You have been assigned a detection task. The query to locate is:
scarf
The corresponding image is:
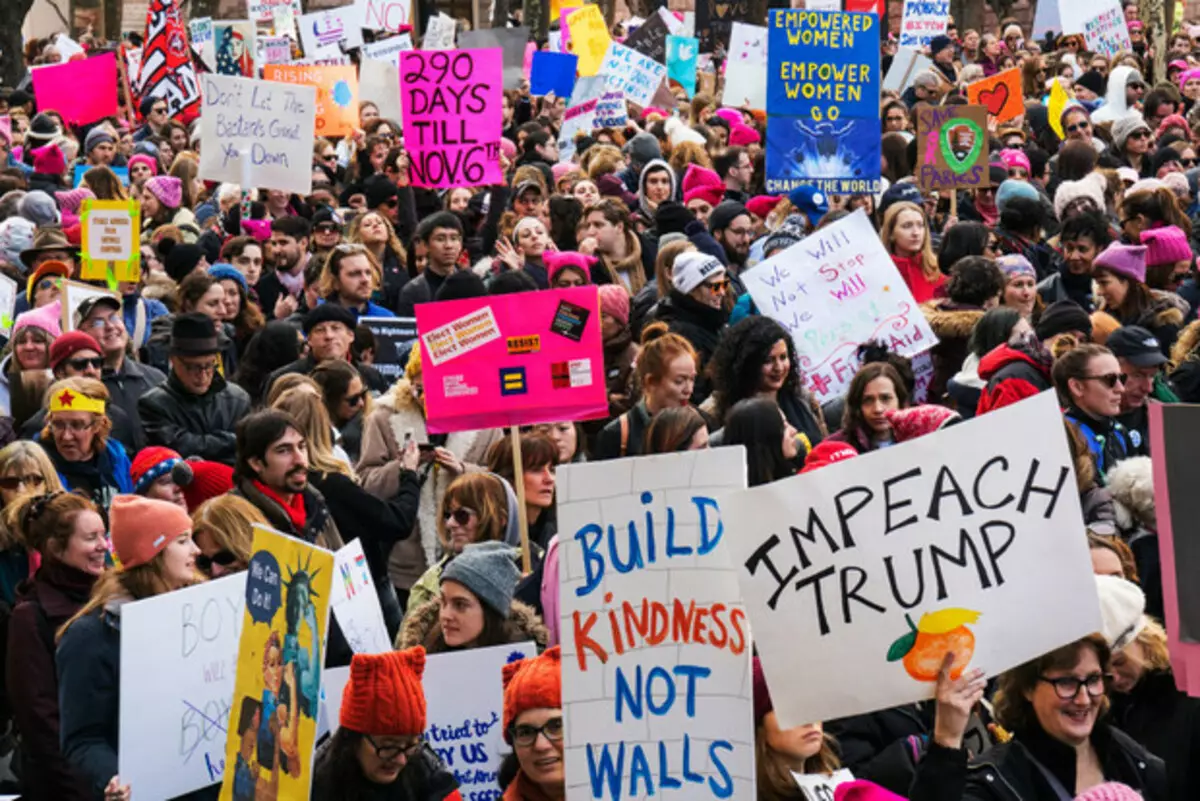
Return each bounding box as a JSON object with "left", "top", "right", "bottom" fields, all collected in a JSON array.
[{"left": 253, "top": 479, "right": 307, "bottom": 532}]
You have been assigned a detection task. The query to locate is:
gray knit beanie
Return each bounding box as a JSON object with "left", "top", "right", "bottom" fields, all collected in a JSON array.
[
  {"left": 1112, "top": 113, "right": 1151, "bottom": 149},
  {"left": 441, "top": 541, "right": 522, "bottom": 617},
  {"left": 18, "top": 191, "right": 59, "bottom": 227}
]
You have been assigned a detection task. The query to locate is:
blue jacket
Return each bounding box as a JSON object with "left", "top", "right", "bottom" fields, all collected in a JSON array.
[
  {"left": 39, "top": 437, "right": 134, "bottom": 511},
  {"left": 122, "top": 295, "right": 171, "bottom": 348},
  {"left": 317, "top": 297, "right": 396, "bottom": 322}
]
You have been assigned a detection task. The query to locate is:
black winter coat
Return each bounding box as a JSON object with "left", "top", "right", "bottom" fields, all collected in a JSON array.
[
  {"left": 651, "top": 290, "right": 727, "bottom": 405},
  {"left": 593, "top": 399, "right": 653, "bottom": 461},
  {"left": 825, "top": 703, "right": 933, "bottom": 795},
  {"left": 311, "top": 741, "right": 460, "bottom": 801},
  {"left": 56, "top": 607, "right": 121, "bottom": 800},
  {"left": 267, "top": 354, "right": 389, "bottom": 395},
  {"left": 1110, "top": 670, "right": 1200, "bottom": 801},
  {"left": 139, "top": 371, "right": 252, "bottom": 464}
]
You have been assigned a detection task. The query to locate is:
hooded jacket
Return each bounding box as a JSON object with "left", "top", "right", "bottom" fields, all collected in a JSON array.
[
  {"left": 637, "top": 158, "right": 677, "bottom": 222},
  {"left": 976, "top": 340, "right": 1054, "bottom": 416},
  {"left": 311, "top": 741, "right": 462, "bottom": 801},
  {"left": 1091, "top": 65, "right": 1141, "bottom": 124}
]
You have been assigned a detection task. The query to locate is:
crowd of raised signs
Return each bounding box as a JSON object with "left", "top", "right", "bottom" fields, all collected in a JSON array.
[{"left": 0, "top": 0, "right": 1198, "bottom": 800}]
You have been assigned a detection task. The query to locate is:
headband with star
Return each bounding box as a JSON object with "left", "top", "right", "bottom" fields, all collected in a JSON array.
[{"left": 49, "top": 388, "right": 105, "bottom": 415}]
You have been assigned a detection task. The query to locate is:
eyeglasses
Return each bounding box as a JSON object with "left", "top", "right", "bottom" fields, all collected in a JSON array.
[
  {"left": 84, "top": 314, "right": 123, "bottom": 331},
  {"left": 380, "top": 198, "right": 399, "bottom": 208},
  {"left": 66, "top": 356, "right": 104, "bottom": 372},
  {"left": 511, "top": 717, "right": 564, "bottom": 747},
  {"left": 50, "top": 419, "right": 95, "bottom": 434},
  {"left": 444, "top": 507, "right": 476, "bottom": 526},
  {"left": 0, "top": 474, "right": 45, "bottom": 491},
  {"left": 345, "top": 389, "right": 368, "bottom": 407},
  {"left": 151, "top": 106, "right": 168, "bottom": 115},
  {"left": 196, "top": 550, "right": 238, "bottom": 574},
  {"left": 178, "top": 360, "right": 218, "bottom": 376},
  {"left": 314, "top": 223, "right": 340, "bottom": 234},
  {"left": 1081, "top": 373, "right": 1127, "bottom": 388},
  {"left": 1039, "top": 673, "right": 1107, "bottom": 700},
  {"left": 365, "top": 734, "right": 423, "bottom": 761}
]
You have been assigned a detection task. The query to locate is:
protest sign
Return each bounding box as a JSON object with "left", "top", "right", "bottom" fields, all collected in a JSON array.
[
  {"left": 248, "top": 0, "right": 301, "bottom": 24},
  {"left": 1034, "top": 0, "right": 1062, "bottom": 39},
  {"left": 425, "top": 643, "right": 536, "bottom": 796},
  {"left": 198, "top": 74, "right": 316, "bottom": 196},
  {"left": 61, "top": 281, "right": 119, "bottom": 332},
  {"left": 808, "top": 0, "right": 842, "bottom": 8},
  {"left": 915, "top": 104, "right": 990, "bottom": 192},
  {"left": 32, "top": 53, "right": 118, "bottom": 126},
  {"left": 601, "top": 42, "right": 669, "bottom": 109},
  {"left": 400, "top": 48, "right": 503, "bottom": 189},
  {"left": 696, "top": 0, "right": 750, "bottom": 53},
  {"left": 1061, "top": 0, "right": 1131, "bottom": 57},
  {"left": 330, "top": 539, "right": 391, "bottom": 654},
  {"left": 741, "top": 210, "right": 936, "bottom": 402},
  {"left": 360, "top": 316, "right": 418, "bottom": 379},
  {"left": 1149, "top": 403, "right": 1200, "bottom": 695},
  {"left": 765, "top": 115, "right": 881, "bottom": 195},
  {"left": 416, "top": 286, "right": 606, "bottom": 433},
  {"left": 53, "top": 33, "right": 84, "bottom": 60},
  {"left": 966, "top": 68, "right": 1024, "bottom": 123},
  {"left": 80, "top": 199, "right": 141, "bottom": 283},
  {"left": 570, "top": 75, "right": 608, "bottom": 107},
  {"left": 74, "top": 165, "right": 129, "bottom": 188},
  {"left": 0, "top": 117, "right": 8, "bottom": 147},
  {"left": 360, "top": 0, "right": 410, "bottom": 33},
  {"left": 724, "top": 22, "right": 768, "bottom": 109},
  {"left": 561, "top": 7, "right": 581, "bottom": 53},
  {"left": 424, "top": 13, "right": 457, "bottom": 49},
  {"left": 594, "top": 91, "right": 628, "bottom": 128},
  {"left": 190, "top": 17, "right": 216, "bottom": 70},
  {"left": 531, "top": 51, "right": 579, "bottom": 98},
  {"left": 559, "top": 98, "right": 598, "bottom": 162},
  {"left": 626, "top": 9, "right": 672, "bottom": 62},
  {"left": 882, "top": 46, "right": 932, "bottom": 92},
  {"left": 264, "top": 64, "right": 358, "bottom": 138},
  {"left": 299, "top": 5, "right": 365, "bottom": 55},
  {"left": 558, "top": 448, "right": 754, "bottom": 801},
  {"left": 359, "top": 58, "right": 404, "bottom": 123},
  {"left": 272, "top": 4, "right": 302, "bottom": 55},
  {"left": 459, "top": 27, "right": 531, "bottom": 90},
  {"left": 219, "top": 526, "right": 334, "bottom": 801},
  {"left": 257, "top": 35, "right": 293, "bottom": 65},
  {"left": 898, "top": 0, "right": 950, "bottom": 49},
  {"left": 721, "top": 392, "right": 1102, "bottom": 726},
  {"left": 361, "top": 34, "right": 413, "bottom": 63},
  {"left": 567, "top": 5, "right": 612, "bottom": 76},
  {"left": 0, "top": 275, "right": 16, "bottom": 337},
  {"left": 214, "top": 21, "right": 256, "bottom": 77},
  {"left": 795, "top": 770, "right": 854, "bottom": 801},
  {"left": 119, "top": 574, "right": 247, "bottom": 799},
  {"left": 667, "top": 35, "right": 699, "bottom": 98}
]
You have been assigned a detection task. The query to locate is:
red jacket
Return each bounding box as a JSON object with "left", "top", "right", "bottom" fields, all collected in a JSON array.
[
  {"left": 892, "top": 253, "right": 946, "bottom": 305},
  {"left": 976, "top": 342, "right": 1053, "bottom": 416}
]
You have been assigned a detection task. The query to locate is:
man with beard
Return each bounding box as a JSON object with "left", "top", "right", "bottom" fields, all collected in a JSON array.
[
  {"left": 259, "top": 216, "right": 312, "bottom": 321},
  {"left": 708, "top": 201, "right": 753, "bottom": 296}
]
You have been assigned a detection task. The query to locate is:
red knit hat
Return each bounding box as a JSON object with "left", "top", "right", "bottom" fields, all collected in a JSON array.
[
  {"left": 884, "top": 405, "right": 961, "bottom": 443},
  {"left": 181, "top": 461, "right": 235, "bottom": 510},
  {"left": 48, "top": 330, "right": 102, "bottom": 371},
  {"left": 109, "top": 494, "right": 193, "bottom": 568},
  {"left": 340, "top": 646, "right": 427, "bottom": 736},
  {"left": 502, "top": 645, "right": 562, "bottom": 743},
  {"left": 130, "top": 446, "right": 183, "bottom": 496},
  {"left": 801, "top": 440, "right": 857, "bottom": 473},
  {"left": 746, "top": 195, "right": 782, "bottom": 220}
]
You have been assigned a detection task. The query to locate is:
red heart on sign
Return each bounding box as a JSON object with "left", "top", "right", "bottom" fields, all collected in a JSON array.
[{"left": 978, "top": 83, "right": 1009, "bottom": 117}]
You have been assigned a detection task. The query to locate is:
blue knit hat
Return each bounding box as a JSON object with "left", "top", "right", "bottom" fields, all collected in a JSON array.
[
  {"left": 208, "top": 263, "right": 247, "bottom": 293},
  {"left": 995, "top": 179, "right": 1040, "bottom": 214}
]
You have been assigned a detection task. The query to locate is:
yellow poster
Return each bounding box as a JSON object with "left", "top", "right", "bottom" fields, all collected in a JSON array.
[
  {"left": 80, "top": 198, "right": 140, "bottom": 283},
  {"left": 219, "top": 525, "right": 334, "bottom": 801},
  {"left": 567, "top": 5, "right": 611, "bottom": 76}
]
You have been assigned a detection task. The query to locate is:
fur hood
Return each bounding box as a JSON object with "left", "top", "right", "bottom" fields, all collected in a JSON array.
[
  {"left": 396, "top": 596, "right": 550, "bottom": 652},
  {"left": 1107, "top": 455, "right": 1156, "bottom": 533},
  {"left": 1171, "top": 318, "right": 1200, "bottom": 367},
  {"left": 922, "top": 299, "right": 985, "bottom": 340}
]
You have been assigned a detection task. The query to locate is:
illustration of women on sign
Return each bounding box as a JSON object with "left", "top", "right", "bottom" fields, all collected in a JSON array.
[{"left": 216, "top": 26, "right": 255, "bottom": 77}]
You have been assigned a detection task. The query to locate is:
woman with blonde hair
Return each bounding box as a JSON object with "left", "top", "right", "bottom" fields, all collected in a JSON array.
[
  {"left": 190, "top": 494, "right": 268, "bottom": 578},
  {"left": 37, "top": 377, "right": 132, "bottom": 509},
  {"left": 668, "top": 141, "right": 712, "bottom": 178},
  {"left": 754, "top": 658, "right": 841, "bottom": 801},
  {"left": 0, "top": 441, "right": 63, "bottom": 604},
  {"left": 347, "top": 210, "right": 410, "bottom": 309},
  {"left": 57, "top": 495, "right": 201, "bottom": 800},
  {"left": 881, "top": 200, "right": 945, "bottom": 304}
]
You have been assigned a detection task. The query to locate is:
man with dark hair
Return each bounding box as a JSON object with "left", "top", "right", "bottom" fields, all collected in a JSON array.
[
  {"left": 139, "top": 314, "right": 252, "bottom": 464},
  {"left": 396, "top": 212, "right": 466, "bottom": 315},
  {"left": 713, "top": 147, "right": 753, "bottom": 204},
  {"left": 232, "top": 409, "right": 344, "bottom": 550},
  {"left": 708, "top": 201, "right": 753, "bottom": 291},
  {"left": 1038, "top": 210, "right": 1112, "bottom": 310},
  {"left": 517, "top": 130, "right": 557, "bottom": 188},
  {"left": 260, "top": 216, "right": 312, "bottom": 320},
  {"left": 268, "top": 305, "right": 388, "bottom": 393}
]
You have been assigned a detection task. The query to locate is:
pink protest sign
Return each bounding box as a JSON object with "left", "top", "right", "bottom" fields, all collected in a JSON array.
[
  {"left": 400, "top": 48, "right": 503, "bottom": 189},
  {"left": 416, "top": 287, "right": 607, "bottom": 433},
  {"left": 32, "top": 52, "right": 119, "bottom": 126}
]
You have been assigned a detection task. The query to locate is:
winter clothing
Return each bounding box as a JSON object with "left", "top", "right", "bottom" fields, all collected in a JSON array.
[
  {"left": 976, "top": 340, "right": 1054, "bottom": 416},
  {"left": 311, "top": 741, "right": 462, "bottom": 801},
  {"left": 129, "top": 445, "right": 182, "bottom": 495},
  {"left": 48, "top": 331, "right": 102, "bottom": 371},
  {"left": 652, "top": 290, "right": 727, "bottom": 404},
  {"left": 1036, "top": 300, "right": 1094, "bottom": 341},
  {"left": 101, "top": 357, "right": 166, "bottom": 440},
  {"left": 891, "top": 252, "right": 946, "bottom": 305},
  {"left": 1038, "top": 266, "right": 1097, "bottom": 312},
  {"left": 598, "top": 285, "right": 630, "bottom": 325},
  {"left": 801, "top": 440, "right": 857, "bottom": 473},
  {"left": 396, "top": 596, "right": 549, "bottom": 653},
  {"left": 138, "top": 371, "right": 252, "bottom": 464},
  {"left": 1065, "top": 405, "right": 1134, "bottom": 483},
  {"left": 14, "top": 298, "right": 62, "bottom": 339},
  {"left": 922, "top": 299, "right": 986, "bottom": 403},
  {"left": 1141, "top": 226, "right": 1192, "bottom": 267},
  {"left": 594, "top": 400, "right": 652, "bottom": 461},
  {"left": 39, "top": 436, "right": 133, "bottom": 512},
  {"left": 825, "top": 704, "right": 934, "bottom": 795},
  {"left": 1054, "top": 173, "right": 1107, "bottom": 220},
  {"left": 340, "top": 647, "right": 427, "bottom": 735},
  {"left": 502, "top": 646, "right": 562, "bottom": 742},
  {"left": 884, "top": 405, "right": 960, "bottom": 442},
  {"left": 144, "top": 175, "right": 182, "bottom": 210},
  {"left": 441, "top": 541, "right": 522, "bottom": 616},
  {"left": 671, "top": 251, "right": 725, "bottom": 295},
  {"left": 109, "top": 494, "right": 192, "bottom": 568},
  {"left": 231, "top": 474, "right": 344, "bottom": 552},
  {"left": 1110, "top": 670, "right": 1200, "bottom": 801},
  {"left": 1095, "top": 243, "right": 1149, "bottom": 284}
]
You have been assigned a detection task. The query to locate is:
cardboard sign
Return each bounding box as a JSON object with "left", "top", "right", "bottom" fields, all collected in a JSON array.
[
  {"left": 559, "top": 98, "right": 598, "bottom": 162},
  {"left": 416, "top": 287, "right": 606, "bottom": 433},
  {"left": 190, "top": 17, "right": 216, "bottom": 70},
  {"left": 119, "top": 574, "right": 246, "bottom": 799},
  {"left": 248, "top": 0, "right": 301, "bottom": 24},
  {"left": 272, "top": 5, "right": 302, "bottom": 55},
  {"left": 794, "top": 769, "right": 854, "bottom": 801},
  {"left": 31, "top": 53, "right": 118, "bottom": 126},
  {"left": 264, "top": 64, "right": 358, "bottom": 138},
  {"left": 601, "top": 42, "right": 669, "bottom": 109},
  {"left": 80, "top": 199, "right": 141, "bottom": 283},
  {"left": 966, "top": 68, "right": 1024, "bottom": 123},
  {"left": 214, "top": 20, "right": 257, "bottom": 77},
  {"left": 915, "top": 104, "right": 991, "bottom": 192},
  {"left": 218, "top": 526, "right": 334, "bottom": 801},
  {"left": 459, "top": 27, "right": 531, "bottom": 91},
  {"left": 61, "top": 280, "right": 119, "bottom": 333},
  {"left": 425, "top": 643, "right": 537, "bottom": 797},
  {"left": 257, "top": 35, "right": 293, "bottom": 65},
  {"left": 299, "top": 5, "right": 365, "bottom": 56},
  {"left": 724, "top": 22, "right": 767, "bottom": 109},
  {"left": 0, "top": 275, "right": 16, "bottom": 337},
  {"left": 330, "top": 539, "right": 390, "bottom": 654},
  {"left": 1061, "top": 0, "right": 1131, "bottom": 57},
  {"left": 359, "top": 58, "right": 405, "bottom": 123},
  {"left": 361, "top": 34, "right": 413, "bottom": 62},
  {"left": 360, "top": 315, "right": 418, "bottom": 380},
  {"left": 720, "top": 392, "right": 1102, "bottom": 726},
  {"left": 400, "top": 48, "right": 503, "bottom": 189},
  {"left": 424, "top": 13, "right": 457, "bottom": 49},
  {"left": 898, "top": 0, "right": 950, "bottom": 49},
  {"left": 882, "top": 46, "right": 932, "bottom": 92},
  {"left": 198, "top": 74, "right": 317, "bottom": 197},
  {"left": 740, "top": 210, "right": 937, "bottom": 402},
  {"left": 558, "top": 449, "right": 754, "bottom": 801},
  {"left": 360, "top": 0, "right": 410, "bottom": 33},
  {"left": 625, "top": 9, "right": 672, "bottom": 63},
  {"left": 696, "top": 0, "right": 750, "bottom": 53},
  {"left": 566, "top": 5, "right": 612, "bottom": 76},
  {"left": 667, "top": 35, "right": 698, "bottom": 98},
  {"left": 594, "top": 91, "right": 627, "bottom": 128},
  {"left": 531, "top": 51, "right": 579, "bottom": 98}
]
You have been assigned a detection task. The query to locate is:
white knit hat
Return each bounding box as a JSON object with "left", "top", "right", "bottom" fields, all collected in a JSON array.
[
  {"left": 1053, "top": 172, "right": 1106, "bottom": 220},
  {"left": 672, "top": 251, "right": 725, "bottom": 295},
  {"left": 1095, "top": 574, "right": 1146, "bottom": 651},
  {"left": 1111, "top": 112, "right": 1151, "bottom": 149}
]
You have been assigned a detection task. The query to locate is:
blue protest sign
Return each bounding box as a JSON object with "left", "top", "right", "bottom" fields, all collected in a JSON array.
[
  {"left": 764, "top": 116, "right": 881, "bottom": 195},
  {"left": 767, "top": 9, "right": 880, "bottom": 121},
  {"left": 666, "top": 34, "right": 698, "bottom": 99},
  {"left": 530, "top": 50, "right": 578, "bottom": 98},
  {"left": 74, "top": 164, "right": 129, "bottom": 187}
]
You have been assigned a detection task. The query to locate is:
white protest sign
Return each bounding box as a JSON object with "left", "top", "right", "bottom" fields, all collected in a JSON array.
[
  {"left": 741, "top": 210, "right": 938, "bottom": 403},
  {"left": 53, "top": 33, "right": 85, "bottom": 60},
  {"left": 61, "top": 280, "right": 119, "bottom": 333},
  {"left": 559, "top": 98, "right": 598, "bottom": 162},
  {"left": 1060, "top": 0, "right": 1131, "bottom": 57},
  {"left": 360, "top": 58, "right": 405, "bottom": 122},
  {"left": 794, "top": 769, "right": 854, "bottom": 801},
  {"left": 601, "top": 41, "right": 668, "bottom": 109},
  {"left": 723, "top": 22, "right": 767, "bottom": 109},
  {"left": 570, "top": 74, "right": 607, "bottom": 107},
  {"left": 257, "top": 35, "right": 293, "bottom": 65},
  {"left": 594, "top": 91, "right": 628, "bottom": 129},
  {"left": 659, "top": 6, "right": 685, "bottom": 35},
  {"left": 330, "top": 539, "right": 391, "bottom": 654},
  {"left": 198, "top": 74, "right": 316, "bottom": 196},
  {"left": 426, "top": 642, "right": 536, "bottom": 797},
  {"left": 883, "top": 47, "right": 933, "bottom": 92},
  {"left": 248, "top": 0, "right": 301, "bottom": 24},
  {"left": 360, "top": 0, "right": 411, "bottom": 33},
  {"left": 720, "top": 392, "right": 1104, "bottom": 727},
  {"left": 806, "top": 0, "right": 841, "bottom": 9},
  {"left": 299, "top": 5, "right": 365, "bottom": 56},
  {"left": 0, "top": 275, "right": 17, "bottom": 336},
  {"left": 361, "top": 33, "right": 413, "bottom": 64},
  {"left": 559, "top": 449, "right": 755, "bottom": 801},
  {"left": 119, "top": 574, "right": 246, "bottom": 799},
  {"left": 424, "top": 13, "right": 457, "bottom": 50},
  {"left": 319, "top": 664, "right": 351, "bottom": 740},
  {"left": 898, "top": 0, "right": 950, "bottom": 49},
  {"left": 189, "top": 18, "right": 215, "bottom": 71}
]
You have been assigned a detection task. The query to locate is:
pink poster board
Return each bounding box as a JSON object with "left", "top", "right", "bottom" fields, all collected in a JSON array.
[
  {"left": 416, "top": 287, "right": 607, "bottom": 433},
  {"left": 32, "top": 52, "right": 119, "bottom": 126},
  {"left": 400, "top": 48, "right": 503, "bottom": 189}
]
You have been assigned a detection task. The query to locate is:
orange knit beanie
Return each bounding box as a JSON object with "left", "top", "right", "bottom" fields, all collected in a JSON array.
[
  {"left": 109, "top": 494, "right": 193, "bottom": 568},
  {"left": 502, "top": 645, "right": 562, "bottom": 743},
  {"left": 340, "top": 646, "right": 427, "bottom": 736}
]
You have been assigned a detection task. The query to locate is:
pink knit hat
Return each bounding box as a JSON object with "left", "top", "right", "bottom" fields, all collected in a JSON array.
[
  {"left": 885, "top": 405, "right": 960, "bottom": 442},
  {"left": 500, "top": 138, "right": 517, "bottom": 161},
  {"left": 127, "top": 153, "right": 159, "bottom": 177},
  {"left": 13, "top": 300, "right": 63, "bottom": 340},
  {"left": 55, "top": 188, "right": 95, "bottom": 216},
  {"left": 597, "top": 284, "right": 630, "bottom": 326},
  {"left": 544, "top": 251, "right": 594, "bottom": 286},
  {"left": 32, "top": 144, "right": 66, "bottom": 176},
  {"left": 1094, "top": 242, "right": 1149, "bottom": 284},
  {"left": 1072, "top": 783, "right": 1145, "bottom": 801},
  {"left": 835, "top": 781, "right": 907, "bottom": 801},
  {"left": 144, "top": 175, "right": 182, "bottom": 210},
  {"left": 998, "top": 148, "right": 1031, "bottom": 173},
  {"left": 110, "top": 494, "right": 193, "bottom": 569},
  {"left": 551, "top": 162, "right": 575, "bottom": 184},
  {"left": 682, "top": 163, "right": 725, "bottom": 206},
  {"left": 729, "top": 124, "right": 761, "bottom": 147},
  {"left": 1156, "top": 113, "right": 1192, "bottom": 141},
  {"left": 1141, "top": 225, "right": 1192, "bottom": 267},
  {"left": 713, "top": 108, "right": 743, "bottom": 126}
]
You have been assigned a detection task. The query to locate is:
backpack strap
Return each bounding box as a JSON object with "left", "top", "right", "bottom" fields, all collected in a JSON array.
[{"left": 619, "top": 414, "right": 630, "bottom": 457}]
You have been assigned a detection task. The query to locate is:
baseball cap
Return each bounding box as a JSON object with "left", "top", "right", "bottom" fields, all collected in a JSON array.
[{"left": 1106, "top": 325, "right": 1168, "bottom": 368}]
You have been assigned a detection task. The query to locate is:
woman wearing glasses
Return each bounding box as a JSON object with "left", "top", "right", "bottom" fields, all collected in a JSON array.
[
  {"left": 1053, "top": 344, "right": 1136, "bottom": 483},
  {"left": 190, "top": 494, "right": 267, "bottom": 578},
  {"left": 651, "top": 251, "right": 731, "bottom": 405},
  {"left": 500, "top": 646, "right": 564, "bottom": 801},
  {"left": 36, "top": 378, "right": 132, "bottom": 511},
  {"left": 312, "top": 360, "right": 370, "bottom": 464},
  {"left": 1092, "top": 242, "right": 1184, "bottom": 354},
  {"left": 312, "top": 647, "right": 461, "bottom": 801},
  {"left": 0, "top": 442, "right": 63, "bottom": 601}
]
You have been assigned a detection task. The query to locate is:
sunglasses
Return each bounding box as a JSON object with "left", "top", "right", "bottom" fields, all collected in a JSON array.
[
  {"left": 37, "top": 278, "right": 61, "bottom": 292},
  {"left": 1082, "top": 373, "right": 1127, "bottom": 388},
  {"left": 703, "top": 278, "right": 731, "bottom": 291},
  {"left": 1065, "top": 122, "right": 1090, "bottom": 133},
  {"left": 196, "top": 550, "right": 238, "bottom": 573},
  {"left": 315, "top": 223, "right": 340, "bottom": 234},
  {"left": 1129, "top": 130, "right": 1151, "bottom": 140},
  {"left": 345, "top": 389, "right": 368, "bottom": 406},
  {"left": 0, "top": 474, "right": 45, "bottom": 491},
  {"left": 67, "top": 356, "right": 104, "bottom": 371},
  {"left": 1183, "top": 158, "right": 1198, "bottom": 167},
  {"left": 444, "top": 507, "right": 476, "bottom": 526},
  {"left": 380, "top": 198, "right": 399, "bottom": 208}
]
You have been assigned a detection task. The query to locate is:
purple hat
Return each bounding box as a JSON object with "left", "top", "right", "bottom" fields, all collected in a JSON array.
[
  {"left": 996, "top": 254, "right": 1035, "bottom": 281},
  {"left": 1094, "top": 242, "right": 1148, "bottom": 284},
  {"left": 144, "top": 175, "right": 182, "bottom": 210}
]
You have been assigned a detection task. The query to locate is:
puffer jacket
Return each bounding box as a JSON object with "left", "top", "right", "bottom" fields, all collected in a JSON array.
[
  {"left": 976, "top": 341, "right": 1053, "bottom": 416},
  {"left": 1112, "top": 292, "right": 1188, "bottom": 355},
  {"left": 138, "top": 371, "right": 252, "bottom": 464},
  {"left": 397, "top": 596, "right": 549, "bottom": 653}
]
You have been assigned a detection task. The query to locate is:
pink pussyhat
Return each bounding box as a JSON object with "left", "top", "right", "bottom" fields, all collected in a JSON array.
[
  {"left": 835, "top": 780, "right": 907, "bottom": 801},
  {"left": 1073, "top": 783, "right": 1146, "bottom": 801}
]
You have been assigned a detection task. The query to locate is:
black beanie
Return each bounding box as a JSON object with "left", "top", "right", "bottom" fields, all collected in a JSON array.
[
  {"left": 708, "top": 200, "right": 749, "bottom": 234},
  {"left": 655, "top": 201, "right": 693, "bottom": 236},
  {"left": 435, "top": 270, "right": 488, "bottom": 302},
  {"left": 1035, "top": 300, "right": 1093, "bottom": 342},
  {"left": 1076, "top": 70, "right": 1106, "bottom": 96},
  {"left": 163, "top": 242, "right": 205, "bottom": 284}
]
